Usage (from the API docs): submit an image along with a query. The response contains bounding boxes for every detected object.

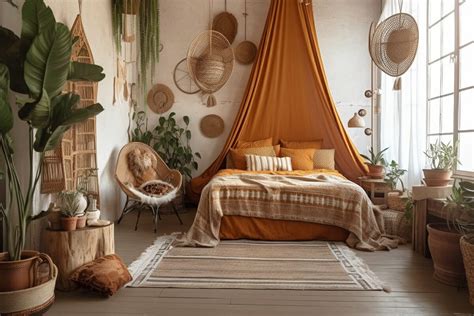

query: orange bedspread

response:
[216,169,349,242]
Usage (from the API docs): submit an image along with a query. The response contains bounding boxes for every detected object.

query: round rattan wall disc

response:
[200,114,225,138]
[235,40,257,65]
[147,84,174,114]
[369,13,419,77]
[212,12,238,44]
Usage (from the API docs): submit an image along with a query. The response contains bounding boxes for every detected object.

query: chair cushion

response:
[127,148,158,185]
[69,254,132,297]
[139,180,175,197]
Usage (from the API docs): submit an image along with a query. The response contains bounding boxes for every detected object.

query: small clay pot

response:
[60,216,78,231]
[366,164,385,179]
[76,215,87,229]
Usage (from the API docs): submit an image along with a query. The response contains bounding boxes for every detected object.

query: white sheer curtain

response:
[379,0,427,189]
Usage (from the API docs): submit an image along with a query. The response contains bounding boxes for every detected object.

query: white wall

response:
[1,0,380,220]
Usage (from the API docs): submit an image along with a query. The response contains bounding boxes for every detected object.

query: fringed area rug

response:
[127,235,387,291]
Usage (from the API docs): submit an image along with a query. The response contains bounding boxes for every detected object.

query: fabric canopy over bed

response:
[189,0,368,202]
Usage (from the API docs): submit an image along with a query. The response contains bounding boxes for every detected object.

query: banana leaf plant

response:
[0,0,105,261]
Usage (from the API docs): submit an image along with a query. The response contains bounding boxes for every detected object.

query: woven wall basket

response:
[212,12,238,44]
[369,13,419,77]
[187,30,234,104]
[235,40,257,65]
[200,114,225,138]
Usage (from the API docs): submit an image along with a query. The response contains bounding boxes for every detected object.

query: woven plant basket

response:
[0,256,57,315]
[387,191,406,211]
[461,235,474,305]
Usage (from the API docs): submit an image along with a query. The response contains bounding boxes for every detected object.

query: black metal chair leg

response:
[134,209,142,231]
[172,204,183,225]
[117,197,131,224]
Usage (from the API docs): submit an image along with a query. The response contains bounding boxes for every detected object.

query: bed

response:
[178,169,398,251]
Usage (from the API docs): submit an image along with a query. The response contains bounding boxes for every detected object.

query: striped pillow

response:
[245,155,293,171]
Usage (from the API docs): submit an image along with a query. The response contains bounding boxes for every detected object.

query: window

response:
[427,0,474,177]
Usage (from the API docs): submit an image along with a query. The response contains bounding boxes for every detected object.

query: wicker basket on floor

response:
[383,209,412,242]
[460,235,474,305]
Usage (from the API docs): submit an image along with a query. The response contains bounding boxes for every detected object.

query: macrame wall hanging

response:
[41,2,100,206]
[369,0,419,90]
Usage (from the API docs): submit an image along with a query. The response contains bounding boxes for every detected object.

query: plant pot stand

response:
[41,224,114,291]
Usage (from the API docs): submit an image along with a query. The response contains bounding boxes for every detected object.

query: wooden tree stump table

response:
[41,224,114,291]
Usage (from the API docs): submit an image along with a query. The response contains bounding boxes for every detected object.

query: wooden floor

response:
[48,210,474,316]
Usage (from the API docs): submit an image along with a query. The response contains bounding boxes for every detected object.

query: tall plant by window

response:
[0,0,105,261]
[112,0,160,92]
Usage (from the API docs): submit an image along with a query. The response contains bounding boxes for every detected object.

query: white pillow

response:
[245,155,293,171]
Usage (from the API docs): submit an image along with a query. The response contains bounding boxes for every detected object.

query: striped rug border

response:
[127,237,386,291]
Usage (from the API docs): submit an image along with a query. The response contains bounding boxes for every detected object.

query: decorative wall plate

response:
[147,84,174,114]
[173,58,201,94]
[200,114,225,138]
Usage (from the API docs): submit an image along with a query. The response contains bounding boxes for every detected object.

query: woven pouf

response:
[382,209,412,242]
[460,235,474,305]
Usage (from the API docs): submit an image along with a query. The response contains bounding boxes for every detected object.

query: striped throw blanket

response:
[178,172,399,251]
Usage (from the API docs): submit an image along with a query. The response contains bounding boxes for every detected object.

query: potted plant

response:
[384,160,408,211]
[152,112,201,210]
[423,140,459,187]
[0,0,104,296]
[59,191,81,231]
[360,147,388,179]
[427,181,474,288]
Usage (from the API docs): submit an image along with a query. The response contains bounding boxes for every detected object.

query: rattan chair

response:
[115,142,183,233]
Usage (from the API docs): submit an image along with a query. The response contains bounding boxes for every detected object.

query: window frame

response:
[426,0,474,179]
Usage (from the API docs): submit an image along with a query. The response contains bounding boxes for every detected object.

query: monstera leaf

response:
[33,92,104,152]
[0,64,13,134]
[24,22,72,100]
[68,61,105,82]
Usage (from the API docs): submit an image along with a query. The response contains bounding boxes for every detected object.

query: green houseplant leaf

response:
[0,64,13,134]
[68,61,105,82]
[24,22,72,99]
[18,88,51,128]
[0,26,29,94]
[20,0,55,48]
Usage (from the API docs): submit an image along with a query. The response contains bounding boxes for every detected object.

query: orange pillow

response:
[236,137,273,148]
[280,139,323,149]
[230,146,277,170]
[279,148,316,170]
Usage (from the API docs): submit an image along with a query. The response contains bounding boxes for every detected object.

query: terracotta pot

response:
[460,236,474,305]
[366,164,385,179]
[0,250,40,292]
[60,216,78,231]
[423,169,452,187]
[427,223,466,287]
[76,216,87,229]
[47,211,62,231]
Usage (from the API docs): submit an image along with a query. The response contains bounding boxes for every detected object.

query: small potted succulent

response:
[360,147,388,179]
[384,160,408,211]
[423,140,459,187]
[427,180,474,288]
[59,191,82,231]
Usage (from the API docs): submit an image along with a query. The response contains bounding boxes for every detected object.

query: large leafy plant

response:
[424,140,460,170]
[360,147,388,166]
[153,112,200,181]
[445,180,474,235]
[0,0,105,260]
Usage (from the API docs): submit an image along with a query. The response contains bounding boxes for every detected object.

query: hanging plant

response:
[112,0,160,92]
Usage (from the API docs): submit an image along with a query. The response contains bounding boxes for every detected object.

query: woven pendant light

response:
[187,0,234,106]
[369,0,418,90]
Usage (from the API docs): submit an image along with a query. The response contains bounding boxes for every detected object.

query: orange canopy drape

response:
[189,0,368,203]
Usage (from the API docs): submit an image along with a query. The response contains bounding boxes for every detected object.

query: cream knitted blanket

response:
[178,173,399,251]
